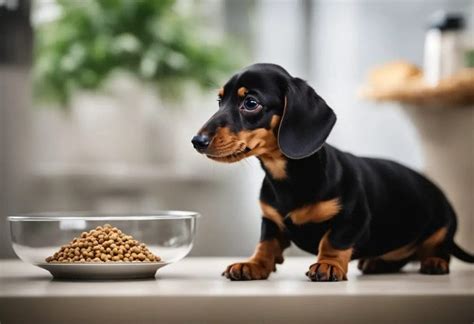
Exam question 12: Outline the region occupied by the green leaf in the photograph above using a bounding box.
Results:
[33,0,240,106]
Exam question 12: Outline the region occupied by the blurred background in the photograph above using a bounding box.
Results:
[1,0,473,259]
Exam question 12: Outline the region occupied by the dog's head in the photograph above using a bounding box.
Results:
[191,63,336,162]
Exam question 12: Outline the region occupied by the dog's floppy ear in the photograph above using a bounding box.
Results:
[277,78,336,159]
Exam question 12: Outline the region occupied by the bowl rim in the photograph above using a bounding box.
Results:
[8,210,200,221]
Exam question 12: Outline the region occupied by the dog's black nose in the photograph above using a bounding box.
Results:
[192,134,210,151]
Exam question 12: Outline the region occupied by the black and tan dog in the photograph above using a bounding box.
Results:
[191,63,474,281]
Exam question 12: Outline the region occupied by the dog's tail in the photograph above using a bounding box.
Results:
[449,241,474,263]
[443,200,474,263]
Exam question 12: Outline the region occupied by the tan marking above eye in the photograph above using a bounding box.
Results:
[260,201,285,230]
[290,198,341,225]
[218,87,224,97]
[237,87,248,97]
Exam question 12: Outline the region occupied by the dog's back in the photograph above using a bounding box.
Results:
[326,145,456,259]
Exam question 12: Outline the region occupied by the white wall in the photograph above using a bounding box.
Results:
[253,0,472,170]
[1,0,472,259]
[240,0,472,256]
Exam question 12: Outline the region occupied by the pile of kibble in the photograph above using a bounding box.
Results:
[46,224,161,263]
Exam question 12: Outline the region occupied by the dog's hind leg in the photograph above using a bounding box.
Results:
[418,227,450,275]
[358,241,417,274]
[357,258,409,274]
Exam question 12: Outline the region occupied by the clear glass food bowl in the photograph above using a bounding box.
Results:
[8,211,199,279]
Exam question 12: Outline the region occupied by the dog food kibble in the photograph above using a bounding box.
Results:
[45,224,161,263]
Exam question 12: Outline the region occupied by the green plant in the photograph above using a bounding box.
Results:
[466,49,474,68]
[34,0,237,105]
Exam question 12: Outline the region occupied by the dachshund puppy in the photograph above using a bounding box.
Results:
[192,63,474,281]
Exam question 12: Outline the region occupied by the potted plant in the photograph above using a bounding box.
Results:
[33,0,236,165]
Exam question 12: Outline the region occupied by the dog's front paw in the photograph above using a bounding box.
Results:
[306,261,347,281]
[222,261,272,281]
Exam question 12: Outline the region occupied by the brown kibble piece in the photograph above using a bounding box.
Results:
[45,224,161,264]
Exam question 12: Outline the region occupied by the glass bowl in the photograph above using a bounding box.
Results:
[8,211,199,279]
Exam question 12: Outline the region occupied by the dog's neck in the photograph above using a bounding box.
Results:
[258,148,288,180]
[257,146,333,211]
[258,145,329,184]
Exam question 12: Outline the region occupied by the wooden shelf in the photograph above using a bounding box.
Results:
[360,62,474,107]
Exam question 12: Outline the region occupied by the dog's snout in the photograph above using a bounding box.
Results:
[192,134,210,151]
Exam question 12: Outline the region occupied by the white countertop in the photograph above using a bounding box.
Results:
[1,257,473,323]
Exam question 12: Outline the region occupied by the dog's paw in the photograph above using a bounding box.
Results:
[358,258,376,273]
[306,262,346,281]
[420,257,449,275]
[222,261,272,281]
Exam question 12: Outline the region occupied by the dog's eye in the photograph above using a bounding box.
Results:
[242,97,262,112]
